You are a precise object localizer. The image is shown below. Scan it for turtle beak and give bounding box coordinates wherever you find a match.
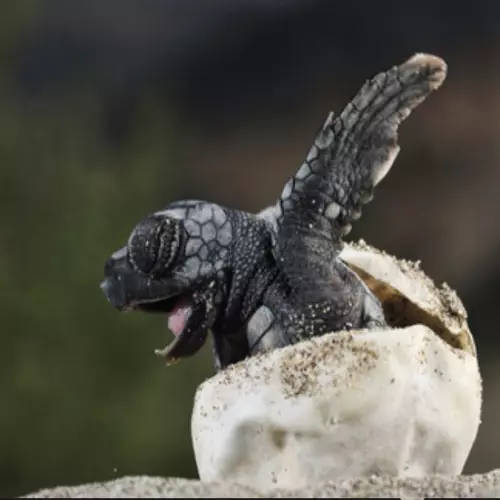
[100,248,189,311]
[101,253,132,310]
[100,277,116,306]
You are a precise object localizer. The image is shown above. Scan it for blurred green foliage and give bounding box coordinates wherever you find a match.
[0,4,213,496]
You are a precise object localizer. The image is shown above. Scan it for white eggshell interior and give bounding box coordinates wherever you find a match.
[191,326,481,491]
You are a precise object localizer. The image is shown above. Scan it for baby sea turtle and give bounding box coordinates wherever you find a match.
[100,54,446,371]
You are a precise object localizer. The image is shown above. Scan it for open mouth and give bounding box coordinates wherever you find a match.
[134,292,210,362]
[137,294,193,338]
[136,294,195,362]
[137,294,192,335]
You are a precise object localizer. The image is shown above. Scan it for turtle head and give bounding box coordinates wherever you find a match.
[101,200,234,363]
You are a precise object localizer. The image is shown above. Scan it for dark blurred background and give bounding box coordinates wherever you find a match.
[2,0,500,496]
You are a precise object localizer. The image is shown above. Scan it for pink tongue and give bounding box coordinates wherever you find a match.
[167,300,191,337]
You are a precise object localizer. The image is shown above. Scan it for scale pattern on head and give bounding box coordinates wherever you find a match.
[102,200,237,314]
[156,200,233,280]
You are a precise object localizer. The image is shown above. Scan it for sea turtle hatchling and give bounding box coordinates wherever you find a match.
[100,53,447,371]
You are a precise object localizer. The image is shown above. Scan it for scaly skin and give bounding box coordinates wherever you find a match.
[101,54,447,371]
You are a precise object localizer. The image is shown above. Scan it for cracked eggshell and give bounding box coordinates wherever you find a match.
[191,241,482,491]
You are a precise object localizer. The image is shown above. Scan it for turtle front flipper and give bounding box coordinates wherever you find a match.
[274,53,446,257]
[273,53,446,273]
[259,54,447,344]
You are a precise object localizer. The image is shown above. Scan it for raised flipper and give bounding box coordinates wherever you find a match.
[250,54,447,348]
[273,54,446,289]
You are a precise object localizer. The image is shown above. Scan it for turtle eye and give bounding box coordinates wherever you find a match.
[127,215,182,276]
